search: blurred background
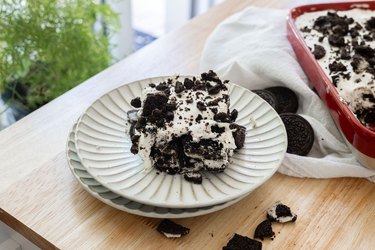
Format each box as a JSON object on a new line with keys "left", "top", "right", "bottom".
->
{"left": 115, "top": 0, "right": 224, "bottom": 58}
{"left": 0, "top": 0, "right": 224, "bottom": 130}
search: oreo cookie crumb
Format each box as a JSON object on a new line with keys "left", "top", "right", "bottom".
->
{"left": 214, "top": 112, "right": 230, "bottom": 122}
{"left": 340, "top": 47, "right": 351, "bottom": 59}
{"left": 195, "top": 114, "right": 203, "bottom": 122}
{"left": 196, "top": 101, "right": 207, "bottom": 111}
{"left": 364, "top": 34, "right": 373, "bottom": 41}
{"left": 208, "top": 84, "right": 222, "bottom": 95}
{"left": 175, "top": 81, "right": 185, "bottom": 93}
{"left": 230, "top": 124, "right": 246, "bottom": 149}
{"left": 312, "top": 44, "right": 326, "bottom": 59}
{"left": 354, "top": 45, "right": 375, "bottom": 58}
{"left": 211, "top": 124, "right": 225, "bottom": 134}
{"left": 183, "top": 172, "right": 202, "bottom": 184}
{"left": 254, "top": 220, "right": 275, "bottom": 241}
{"left": 223, "top": 234, "right": 262, "bottom": 250}
{"left": 230, "top": 109, "right": 239, "bottom": 122}
{"left": 156, "top": 219, "right": 190, "bottom": 238}
{"left": 155, "top": 82, "right": 168, "bottom": 91}
{"left": 183, "top": 78, "right": 194, "bottom": 89}
{"left": 130, "top": 97, "right": 142, "bottom": 108}
{"left": 329, "top": 61, "right": 347, "bottom": 73}
{"left": 366, "top": 17, "right": 375, "bottom": 31}
{"left": 130, "top": 144, "right": 138, "bottom": 154}
{"left": 201, "top": 70, "right": 222, "bottom": 84}
{"left": 300, "top": 26, "right": 311, "bottom": 32}
{"left": 328, "top": 34, "right": 345, "bottom": 47}
{"left": 267, "top": 201, "right": 297, "bottom": 223}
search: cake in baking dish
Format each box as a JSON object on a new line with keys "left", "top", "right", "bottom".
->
{"left": 296, "top": 9, "right": 375, "bottom": 129}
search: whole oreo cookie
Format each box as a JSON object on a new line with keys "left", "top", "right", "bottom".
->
{"left": 280, "top": 113, "right": 314, "bottom": 156}
{"left": 265, "top": 87, "right": 299, "bottom": 114}
{"left": 252, "top": 89, "right": 279, "bottom": 111}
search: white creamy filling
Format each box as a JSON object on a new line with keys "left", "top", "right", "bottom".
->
{"left": 295, "top": 9, "right": 375, "bottom": 115}
{"left": 162, "top": 233, "right": 182, "bottom": 238}
{"left": 138, "top": 131, "right": 155, "bottom": 172}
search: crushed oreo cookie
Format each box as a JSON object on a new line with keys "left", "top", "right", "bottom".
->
{"left": 267, "top": 201, "right": 297, "bottom": 223}
{"left": 223, "top": 234, "right": 262, "bottom": 250}
{"left": 156, "top": 219, "right": 190, "bottom": 238}
{"left": 328, "top": 34, "right": 345, "bottom": 47}
{"left": 312, "top": 44, "right": 326, "bottom": 59}
{"left": 254, "top": 220, "right": 275, "bottom": 241}
{"left": 329, "top": 61, "right": 347, "bottom": 73}
{"left": 130, "top": 97, "right": 142, "bottom": 108}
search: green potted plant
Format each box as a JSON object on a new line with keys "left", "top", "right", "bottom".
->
{"left": 0, "top": 0, "right": 119, "bottom": 122}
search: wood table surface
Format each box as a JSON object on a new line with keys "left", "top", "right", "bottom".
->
{"left": 1, "top": 0, "right": 375, "bottom": 249}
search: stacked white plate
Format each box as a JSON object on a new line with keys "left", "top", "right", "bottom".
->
{"left": 66, "top": 76, "right": 288, "bottom": 218}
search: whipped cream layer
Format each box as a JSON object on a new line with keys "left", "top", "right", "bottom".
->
{"left": 295, "top": 9, "right": 375, "bottom": 128}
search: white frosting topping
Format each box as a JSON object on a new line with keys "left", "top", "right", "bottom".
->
{"left": 295, "top": 9, "right": 375, "bottom": 119}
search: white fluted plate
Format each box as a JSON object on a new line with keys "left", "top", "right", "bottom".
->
{"left": 75, "top": 76, "right": 287, "bottom": 208}
{"left": 67, "top": 123, "right": 244, "bottom": 218}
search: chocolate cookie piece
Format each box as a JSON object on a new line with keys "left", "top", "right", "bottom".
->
{"left": 223, "top": 233, "right": 262, "bottom": 250}
{"left": 214, "top": 112, "right": 230, "bottom": 123}
{"left": 142, "top": 94, "right": 168, "bottom": 116}
{"left": 265, "top": 87, "right": 299, "bottom": 114}
{"left": 230, "top": 123, "right": 246, "bottom": 149}
{"left": 254, "top": 220, "right": 275, "bottom": 241}
{"left": 363, "top": 34, "right": 373, "bottom": 41}
{"left": 156, "top": 219, "right": 190, "bottom": 238}
{"left": 366, "top": 17, "right": 375, "bottom": 31}
{"left": 340, "top": 47, "right": 351, "bottom": 60}
{"left": 252, "top": 89, "right": 279, "bottom": 111}
{"left": 267, "top": 201, "right": 297, "bottom": 223}
{"left": 328, "top": 34, "right": 345, "bottom": 47}
{"left": 130, "top": 97, "right": 142, "bottom": 108}
{"left": 312, "top": 44, "right": 326, "bottom": 59}
{"left": 329, "top": 61, "right": 347, "bottom": 73}
{"left": 201, "top": 70, "right": 222, "bottom": 84}
{"left": 183, "top": 172, "right": 202, "bottom": 184}
{"left": 354, "top": 45, "right": 375, "bottom": 58}
{"left": 230, "top": 109, "right": 239, "bottom": 122}
{"left": 280, "top": 113, "right": 314, "bottom": 156}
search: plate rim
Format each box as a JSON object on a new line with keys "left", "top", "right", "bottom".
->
{"left": 74, "top": 75, "right": 288, "bottom": 208}
{"left": 66, "top": 123, "right": 246, "bottom": 218}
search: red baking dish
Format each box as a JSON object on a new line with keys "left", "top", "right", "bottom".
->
{"left": 287, "top": 1, "right": 375, "bottom": 170}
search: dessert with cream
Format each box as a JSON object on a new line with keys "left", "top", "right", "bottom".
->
{"left": 295, "top": 9, "right": 375, "bottom": 129}
{"left": 128, "top": 71, "right": 246, "bottom": 184}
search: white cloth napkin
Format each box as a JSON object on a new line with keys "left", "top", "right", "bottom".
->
{"left": 200, "top": 7, "right": 375, "bottom": 181}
